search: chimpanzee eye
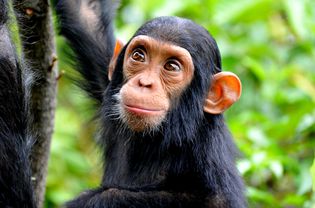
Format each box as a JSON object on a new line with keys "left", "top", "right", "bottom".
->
{"left": 164, "top": 60, "right": 181, "bottom": 72}
{"left": 131, "top": 49, "right": 145, "bottom": 62}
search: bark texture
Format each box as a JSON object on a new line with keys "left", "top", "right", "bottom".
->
{"left": 12, "top": 0, "right": 58, "bottom": 207}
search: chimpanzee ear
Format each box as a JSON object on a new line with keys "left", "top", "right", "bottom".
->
{"left": 203, "top": 72, "right": 242, "bottom": 114}
{"left": 108, "top": 39, "right": 124, "bottom": 80}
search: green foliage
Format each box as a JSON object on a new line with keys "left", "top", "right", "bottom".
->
{"left": 47, "top": 0, "right": 315, "bottom": 207}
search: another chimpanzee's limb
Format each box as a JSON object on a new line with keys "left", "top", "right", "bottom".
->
{"left": 0, "top": 0, "right": 7, "bottom": 26}
{"left": 56, "top": 0, "right": 119, "bottom": 103}
{"left": 0, "top": 1, "right": 36, "bottom": 207}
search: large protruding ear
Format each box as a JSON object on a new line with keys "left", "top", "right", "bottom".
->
{"left": 108, "top": 39, "right": 124, "bottom": 81}
{"left": 204, "top": 72, "right": 242, "bottom": 114}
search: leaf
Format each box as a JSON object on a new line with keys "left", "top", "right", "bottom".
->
{"left": 213, "top": 0, "right": 274, "bottom": 24}
{"left": 296, "top": 112, "right": 315, "bottom": 133}
{"left": 311, "top": 158, "right": 315, "bottom": 192}
{"left": 292, "top": 72, "right": 315, "bottom": 102}
{"left": 247, "top": 127, "right": 270, "bottom": 147}
{"left": 298, "top": 165, "right": 313, "bottom": 195}
{"left": 284, "top": 0, "right": 308, "bottom": 39}
{"left": 270, "top": 161, "right": 283, "bottom": 178}
{"left": 242, "top": 56, "right": 266, "bottom": 81}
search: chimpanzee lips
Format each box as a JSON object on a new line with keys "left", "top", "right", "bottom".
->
{"left": 124, "top": 104, "right": 165, "bottom": 116}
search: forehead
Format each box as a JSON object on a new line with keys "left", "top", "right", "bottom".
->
{"left": 134, "top": 17, "right": 197, "bottom": 49}
{"left": 127, "top": 35, "right": 192, "bottom": 57}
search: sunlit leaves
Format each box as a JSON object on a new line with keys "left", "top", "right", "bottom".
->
{"left": 284, "top": 0, "right": 309, "bottom": 39}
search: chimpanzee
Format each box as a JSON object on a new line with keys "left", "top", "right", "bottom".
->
{"left": 0, "top": 1, "right": 35, "bottom": 207}
{"left": 0, "top": 0, "right": 246, "bottom": 207}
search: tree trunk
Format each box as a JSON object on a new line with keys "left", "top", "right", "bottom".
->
{"left": 12, "top": 0, "right": 58, "bottom": 207}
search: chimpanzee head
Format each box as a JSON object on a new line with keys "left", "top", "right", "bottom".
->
{"left": 106, "top": 16, "right": 241, "bottom": 139}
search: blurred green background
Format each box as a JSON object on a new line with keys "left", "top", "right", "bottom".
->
{"left": 47, "top": 0, "right": 315, "bottom": 207}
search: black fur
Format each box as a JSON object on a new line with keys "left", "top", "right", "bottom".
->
{"left": 57, "top": 1, "right": 246, "bottom": 208}
{"left": 56, "top": 0, "right": 118, "bottom": 102}
{"left": 0, "top": 1, "right": 35, "bottom": 207}
{"left": 0, "top": 0, "right": 8, "bottom": 25}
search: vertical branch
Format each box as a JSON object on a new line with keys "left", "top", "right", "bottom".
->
{"left": 12, "top": 0, "right": 58, "bottom": 207}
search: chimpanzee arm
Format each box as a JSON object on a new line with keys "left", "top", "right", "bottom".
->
{"left": 65, "top": 188, "right": 204, "bottom": 208}
{"left": 0, "top": 1, "right": 36, "bottom": 207}
{"left": 56, "top": 0, "right": 118, "bottom": 103}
